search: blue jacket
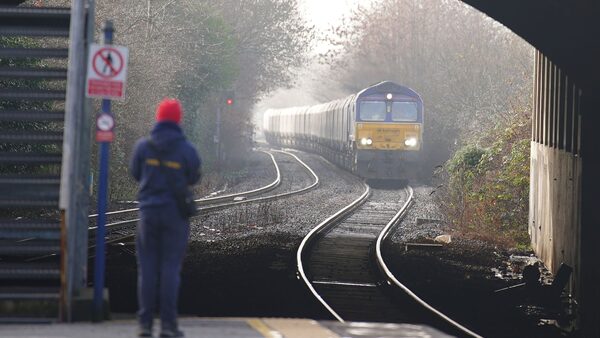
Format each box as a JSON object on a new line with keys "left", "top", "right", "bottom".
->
{"left": 130, "top": 122, "right": 201, "bottom": 208}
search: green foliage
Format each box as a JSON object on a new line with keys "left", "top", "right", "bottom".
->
{"left": 441, "top": 113, "right": 531, "bottom": 248}
{"left": 447, "top": 145, "right": 486, "bottom": 173}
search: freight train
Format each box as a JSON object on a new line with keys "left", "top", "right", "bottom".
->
{"left": 262, "top": 81, "right": 423, "bottom": 180}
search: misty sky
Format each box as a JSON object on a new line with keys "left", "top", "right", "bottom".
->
{"left": 254, "top": 0, "right": 373, "bottom": 124}
{"left": 299, "top": 0, "right": 373, "bottom": 29}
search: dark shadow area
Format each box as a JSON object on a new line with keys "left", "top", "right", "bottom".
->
{"left": 103, "top": 233, "right": 331, "bottom": 319}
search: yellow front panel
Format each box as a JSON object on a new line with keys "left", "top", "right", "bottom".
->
{"left": 356, "top": 123, "right": 421, "bottom": 150}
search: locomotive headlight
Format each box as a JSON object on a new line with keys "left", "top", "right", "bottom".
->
{"left": 404, "top": 137, "right": 418, "bottom": 147}
{"left": 360, "top": 138, "right": 373, "bottom": 146}
{"left": 386, "top": 93, "right": 393, "bottom": 100}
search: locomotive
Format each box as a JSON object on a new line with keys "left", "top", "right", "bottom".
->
{"left": 263, "top": 81, "right": 423, "bottom": 180}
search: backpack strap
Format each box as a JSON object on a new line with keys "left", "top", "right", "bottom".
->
{"left": 146, "top": 138, "right": 176, "bottom": 187}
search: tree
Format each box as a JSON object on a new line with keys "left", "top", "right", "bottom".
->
{"left": 89, "top": 0, "right": 312, "bottom": 198}
{"left": 320, "top": 0, "right": 533, "bottom": 173}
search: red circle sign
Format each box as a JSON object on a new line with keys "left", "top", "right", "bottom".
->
{"left": 96, "top": 114, "right": 115, "bottom": 131}
{"left": 92, "top": 47, "right": 124, "bottom": 79}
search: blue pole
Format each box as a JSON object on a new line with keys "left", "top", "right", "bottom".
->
{"left": 93, "top": 21, "right": 114, "bottom": 322}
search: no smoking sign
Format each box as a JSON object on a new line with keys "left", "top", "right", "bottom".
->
{"left": 86, "top": 43, "right": 129, "bottom": 100}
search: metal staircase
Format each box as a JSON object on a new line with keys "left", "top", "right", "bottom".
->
{"left": 0, "top": 5, "right": 89, "bottom": 322}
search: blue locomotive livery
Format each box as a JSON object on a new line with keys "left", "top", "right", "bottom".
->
{"left": 263, "top": 81, "right": 424, "bottom": 180}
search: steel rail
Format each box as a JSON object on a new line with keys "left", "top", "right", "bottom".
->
{"left": 83, "top": 149, "right": 321, "bottom": 259}
{"left": 375, "top": 186, "right": 483, "bottom": 338}
{"left": 189, "top": 149, "right": 282, "bottom": 205}
{"left": 198, "top": 149, "right": 319, "bottom": 212}
{"left": 88, "top": 150, "right": 281, "bottom": 219}
{"left": 296, "top": 181, "right": 371, "bottom": 323}
{"left": 87, "top": 149, "right": 318, "bottom": 234}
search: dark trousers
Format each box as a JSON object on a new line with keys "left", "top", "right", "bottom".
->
{"left": 136, "top": 201, "right": 189, "bottom": 330}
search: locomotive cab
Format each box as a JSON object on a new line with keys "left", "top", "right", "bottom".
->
{"left": 353, "top": 84, "right": 424, "bottom": 179}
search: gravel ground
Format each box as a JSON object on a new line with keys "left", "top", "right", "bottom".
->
{"left": 198, "top": 150, "right": 278, "bottom": 198}
{"left": 93, "top": 150, "right": 280, "bottom": 240}
{"left": 189, "top": 150, "right": 364, "bottom": 242}
{"left": 91, "top": 150, "right": 277, "bottom": 216}
{"left": 383, "top": 185, "right": 574, "bottom": 338}
{"left": 188, "top": 150, "right": 317, "bottom": 243}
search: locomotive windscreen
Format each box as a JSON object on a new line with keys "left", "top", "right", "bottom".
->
{"left": 359, "top": 101, "right": 386, "bottom": 121}
{"left": 391, "top": 102, "right": 418, "bottom": 121}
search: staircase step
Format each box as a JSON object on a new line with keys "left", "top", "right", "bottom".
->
{"left": 0, "top": 317, "right": 55, "bottom": 324}
{"left": 0, "top": 240, "right": 60, "bottom": 256}
{"left": 0, "top": 6, "right": 70, "bottom": 37}
{"left": 0, "top": 219, "right": 61, "bottom": 240}
{"left": 0, "top": 132, "right": 63, "bottom": 143}
{"left": 0, "top": 197, "right": 59, "bottom": 208}
{"left": 0, "top": 152, "right": 62, "bottom": 164}
{"left": 0, "top": 175, "right": 61, "bottom": 185}
{"left": 0, "top": 48, "right": 69, "bottom": 59}
{"left": 0, "top": 109, "right": 64, "bottom": 121}
{"left": 0, "top": 287, "right": 59, "bottom": 321}
{"left": 0, "top": 177, "right": 60, "bottom": 206}
{"left": 0, "top": 67, "right": 68, "bottom": 79}
{"left": 0, "top": 175, "right": 60, "bottom": 184}
{"left": 0, "top": 89, "right": 66, "bottom": 101}
{"left": 0, "top": 263, "right": 60, "bottom": 280}
{"left": 0, "top": 287, "right": 59, "bottom": 300}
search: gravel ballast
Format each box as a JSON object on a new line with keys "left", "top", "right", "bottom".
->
{"left": 382, "top": 185, "right": 573, "bottom": 338}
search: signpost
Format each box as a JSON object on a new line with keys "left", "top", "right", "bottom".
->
{"left": 88, "top": 20, "right": 128, "bottom": 321}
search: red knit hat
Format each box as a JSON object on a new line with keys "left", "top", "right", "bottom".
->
{"left": 155, "top": 98, "right": 182, "bottom": 124}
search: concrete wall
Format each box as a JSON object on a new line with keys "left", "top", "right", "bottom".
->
{"left": 529, "top": 144, "right": 581, "bottom": 294}
{"left": 529, "top": 51, "right": 583, "bottom": 297}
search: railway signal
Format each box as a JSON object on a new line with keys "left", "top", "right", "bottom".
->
{"left": 224, "top": 91, "right": 235, "bottom": 106}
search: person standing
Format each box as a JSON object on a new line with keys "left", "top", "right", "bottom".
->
{"left": 130, "top": 98, "right": 201, "bottom": 337}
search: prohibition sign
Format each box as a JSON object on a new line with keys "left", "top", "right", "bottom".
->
{"left": 92, "top": 47, "right": 124, "bottom": 79}
{"left": 95, "top": 113, "right": 115, "bottom": 142}
{"left": 96, "top": 113, "right": 114, "bottom": 131}
{"left": 86, "top": 43, "right": 129, "bottom": 99}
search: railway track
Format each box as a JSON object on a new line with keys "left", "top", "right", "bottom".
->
{"left": 88, "top": 149, "right": 282, "bottom": 229}
{"left": 29, "top": 149, "right": 319, "bottom": 261}
{"left": 101, "top": 148, "right": 316, "bottom": 242}
{"left": 297, "top": 183, "right": 482, "bottom": 338}
{"left": 94, "top": 149, "right": 317, "bottom": 235}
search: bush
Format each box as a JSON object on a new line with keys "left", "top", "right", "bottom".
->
{"left": 439, "top": 114, "right": 531, "bottom": 248}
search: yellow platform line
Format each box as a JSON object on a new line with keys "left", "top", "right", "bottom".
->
{"left": 250, "top": 318, "right": 341, "bottom": 338}
{"left": 247, "top": 319, "right": 283, "bottom": 338}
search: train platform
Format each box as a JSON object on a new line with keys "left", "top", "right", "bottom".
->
{"left": 0, "top": 317, "right": 453, "bottom": 338}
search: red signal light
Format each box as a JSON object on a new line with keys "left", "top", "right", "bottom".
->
{"left": 226, "top": 98, "right": 234, "bottom": 105}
